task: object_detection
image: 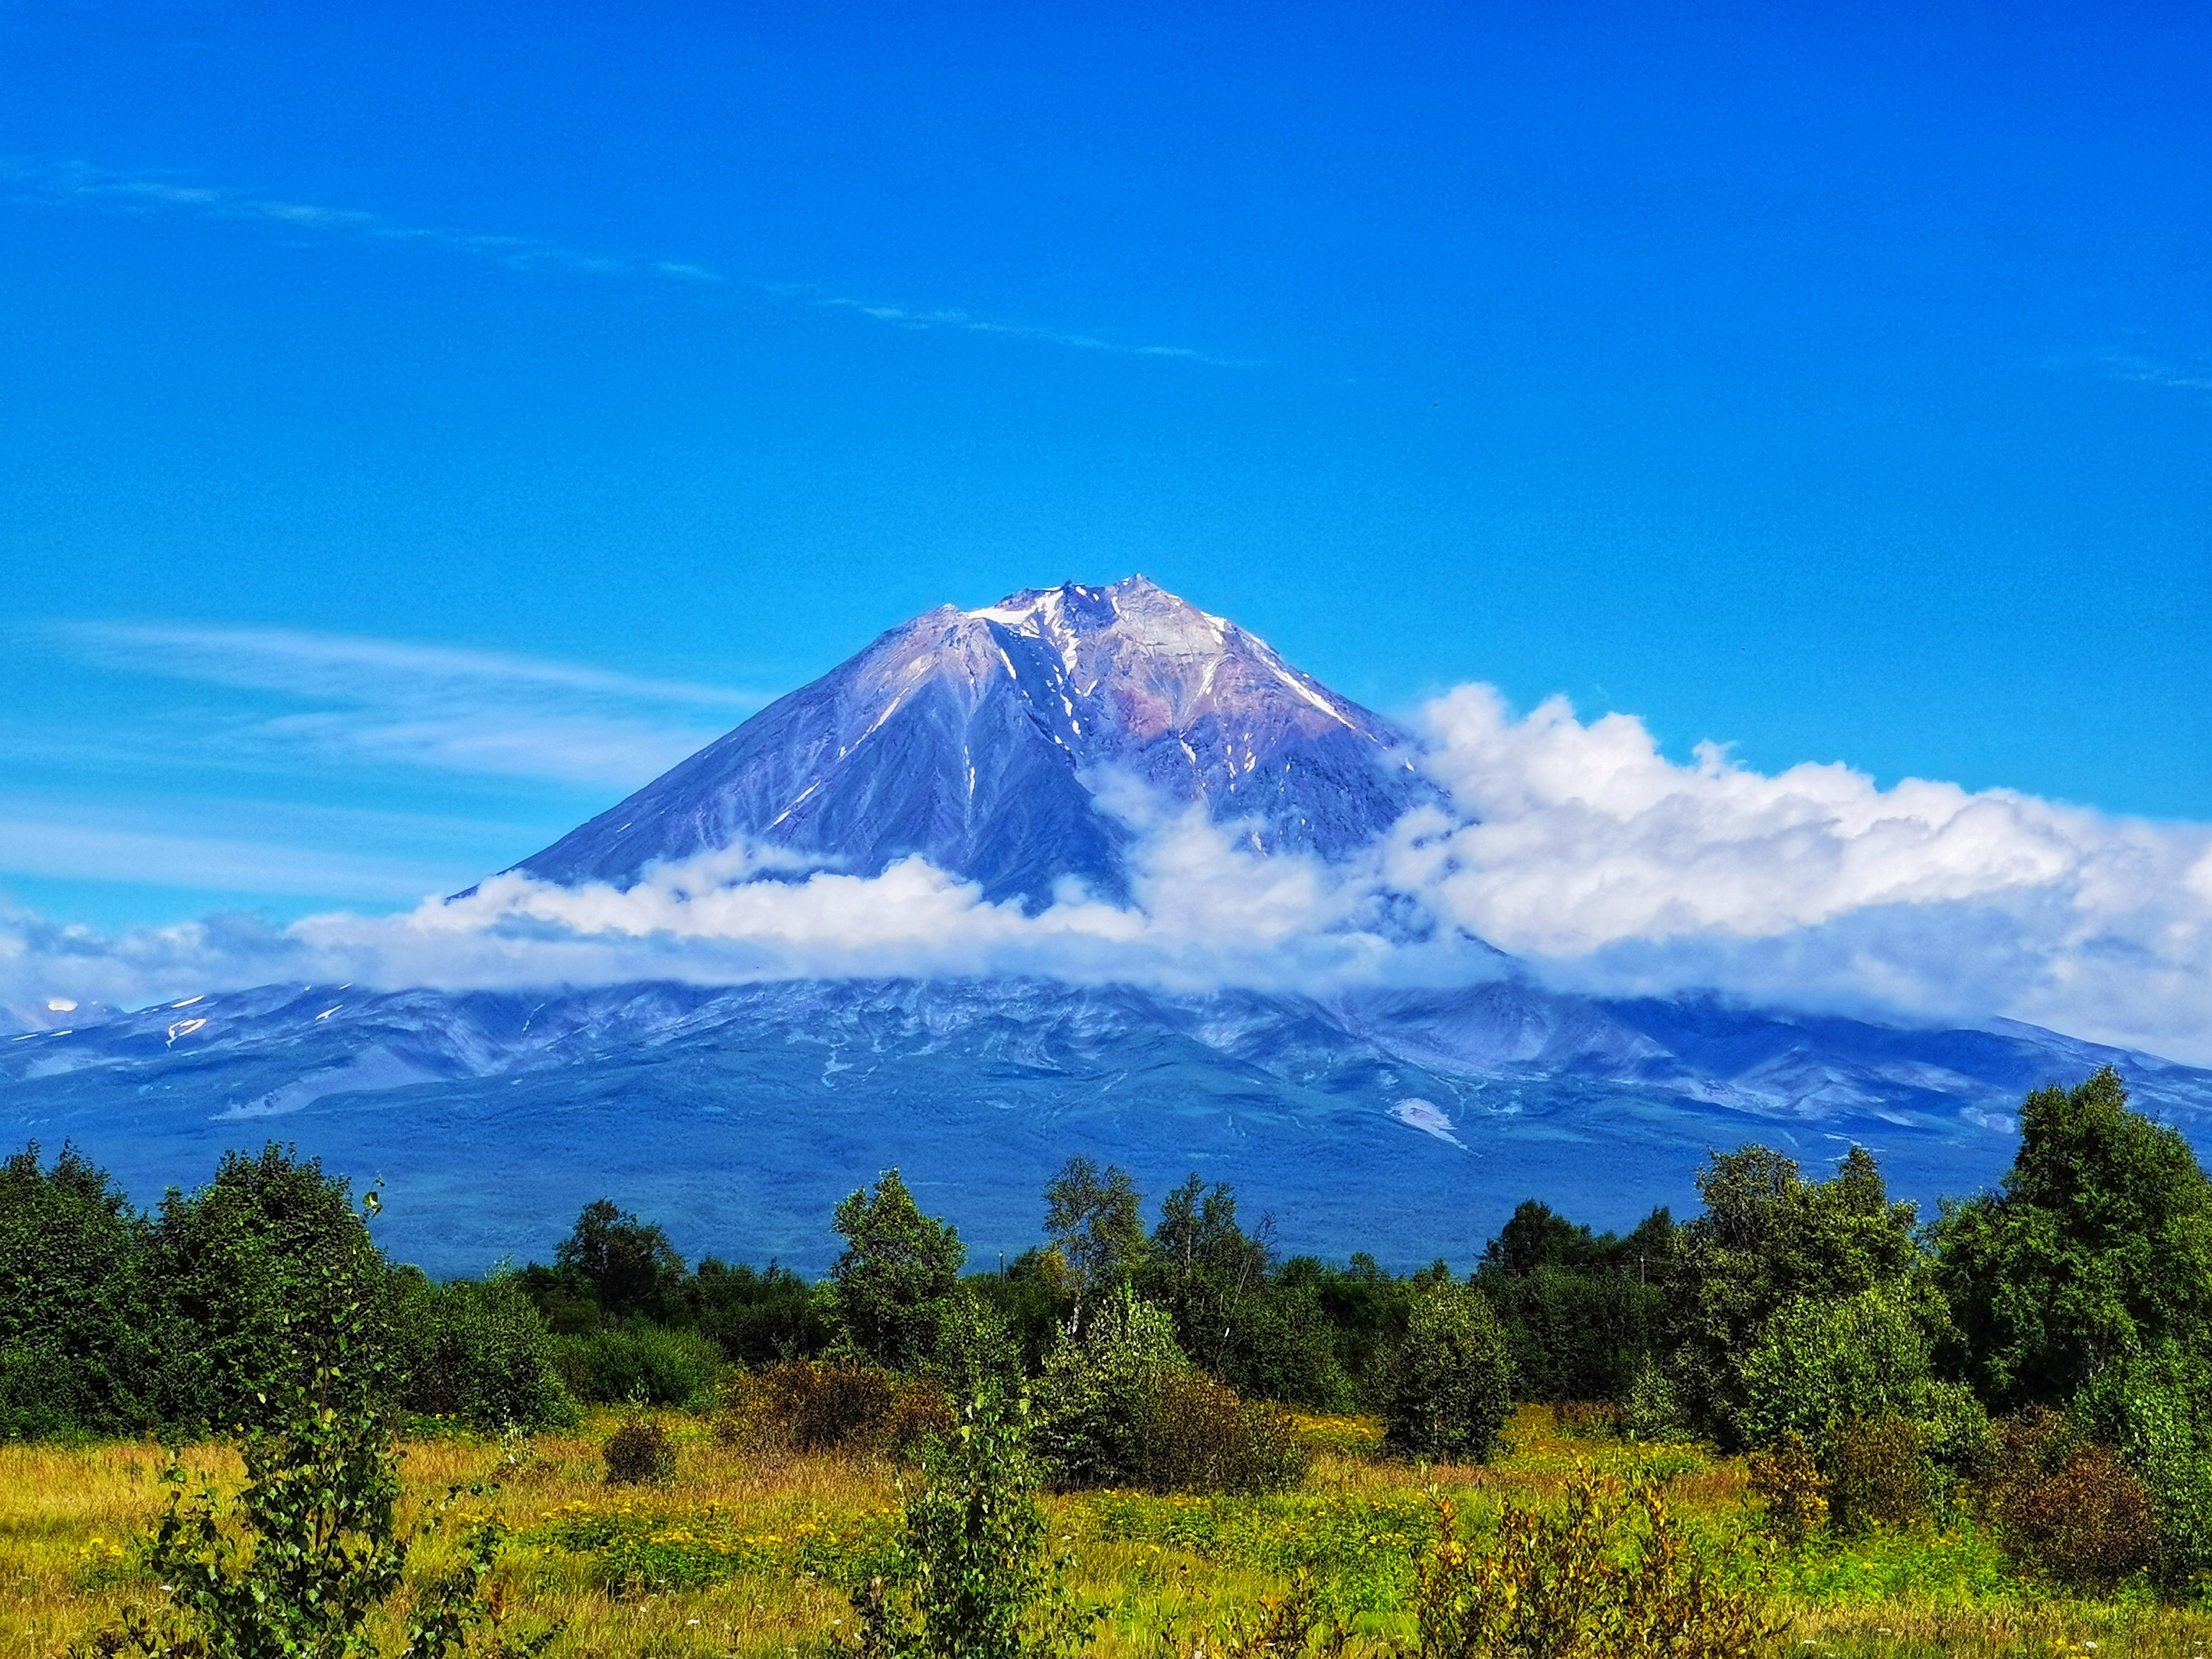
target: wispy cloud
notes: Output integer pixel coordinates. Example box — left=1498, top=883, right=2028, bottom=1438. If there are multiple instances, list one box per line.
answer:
left=0, top=814, right=456, bottom=901
left=2047, top=348, right=2212, bottom=396
left=0, top=156, right=729, bottom=285
left=0, top=154, right=1252, bottom=366
left=0, top=789, right=529, bottom=904
left=785, top=291, right=1262, bottom=368
left=48, top=622, right=763, bottom=790
left=2100, top=353, right=2212, bottom=394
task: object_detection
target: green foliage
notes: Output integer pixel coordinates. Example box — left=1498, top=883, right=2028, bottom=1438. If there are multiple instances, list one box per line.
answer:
left=397, top=1513, right=557, bottom=1659
left=1745, top=1431, right=1827, bottom=1546
left=1384, top=1283, right=1514, bottom=1462
left=1135, top=1370, right=1307, bottom=1495
left=1042, top=1157, right=1147, bottom=1330
left=848, top=1391, right=1097, bottom=1659
left=685, top=1257, right=832, bottom=1365
left=2069, top=1341, right=2212, bottom=1587
left=102, top=1245, right=408, bottom=1659
left=1480, top=1267, right=1665, bottom=1407
left=1410, top=1479, right=1770, bottom=1658
left=153, top=1144, right=396, bottom=1432
left=1219, top=1271, right=1360, bottom=1414
left=1137, top=1181, right=1366, bottom=1412
left=0, top=1142, right=165, bottom=1439
left=1667, top=1144, right=1919, bottom=1445
left=396, top=1272, right=575, bottom=1432
left=1935, top=1067, right=2212, bottom=1411
left=831, top=1170, right=968, bottom=1373
left=1138, top=1176, right=1272, bottom=1373
left=1033, top=1288, right=1187, bottom=1486
left=1730, top=1282, right=1984, bottom=1476
left=552, top=1323, right=725, bottom=1407
left=1618, top=1359, right=1689, bottom=1445
left=1822, top=1414, right=1932, bottom=1534
left=554, top=1201, right=687, bottom=1323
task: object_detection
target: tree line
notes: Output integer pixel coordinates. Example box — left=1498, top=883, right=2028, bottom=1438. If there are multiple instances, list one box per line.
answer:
left=8, top=1068, right=2212, bottom=1586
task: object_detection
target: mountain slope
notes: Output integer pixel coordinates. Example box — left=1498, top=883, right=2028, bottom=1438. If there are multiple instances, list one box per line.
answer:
left=14, top=576, right=2207, bottom=1275
left=8, top=975, right=2207, bottom=1276
left=512, top=577, right=1433, bottom=903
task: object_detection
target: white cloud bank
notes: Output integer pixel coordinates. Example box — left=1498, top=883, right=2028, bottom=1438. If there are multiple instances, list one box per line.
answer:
left=6, top=685, right=2211, bottom=1063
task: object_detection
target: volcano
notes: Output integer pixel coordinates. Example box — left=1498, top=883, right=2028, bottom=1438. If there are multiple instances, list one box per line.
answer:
left=512, top=576, right=1433, bottom=905
left=10, top=577, right=2211, bottom=1276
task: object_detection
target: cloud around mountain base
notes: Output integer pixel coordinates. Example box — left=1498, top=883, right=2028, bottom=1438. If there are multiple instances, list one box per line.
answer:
left=6, top=683, right=2211, bottom=1064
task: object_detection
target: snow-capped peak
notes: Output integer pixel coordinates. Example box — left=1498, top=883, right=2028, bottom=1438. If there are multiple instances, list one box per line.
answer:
left=511, top=576, right=1434, bottom=904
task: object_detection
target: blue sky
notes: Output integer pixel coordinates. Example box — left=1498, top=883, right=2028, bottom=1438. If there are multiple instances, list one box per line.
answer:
left=3, top=1, right=2208, bottom=932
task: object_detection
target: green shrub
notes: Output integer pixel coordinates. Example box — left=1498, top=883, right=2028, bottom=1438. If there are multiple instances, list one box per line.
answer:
left=1033, top=1289, right=1187, bottom=1487
left=603, top=1411, right=677, bottom=1485
left=1134, top=1370, right=1306, bottom=1495
left=848, top=1391, right=1096, bottom=1659
left=1411, top=1478, right=1768, bottom=1658
left=555, top=1323, right=725, bottom=1407
left=1480, top=1264, right=1665, bottom=1406
left=1618, top=1358, right=1689, bottom=1444
left=78, top=1236, right=518, bottom=1659
left=399, top=1272, right=575, bottom=1432
left=1822, top=1414, right=1931, bottom=1534
left=1384, top=1283, right=1513, bottom=1462
left=1745, top=1431, right=1827, bottom=1547
left=714, top=1359, right=953, bottom=1458
left=2069, top=1342, right=2212, bottom=1587
left=1732, top=1283, right=1935, bottom=1450
left=0, top=1143, right=165, bottom=1440
left=830, top=1170, right=968, bottom=1373
left=1934, top=1067, right=2212, bottom=1412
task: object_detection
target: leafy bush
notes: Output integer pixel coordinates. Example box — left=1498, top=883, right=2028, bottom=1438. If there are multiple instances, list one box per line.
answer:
left=715, top=1360, right=953, bottom=1458
left=1410, top=1479, right=1768, bottom=1658
left=1618, top=1358, right=1689, bottom=1444
left=554, top=1323, right=725, bottom=1407
left=81, top=1233, right=509, bottom=1659
left=1935, top=1067, right=2212, bottom=1411
left=556, top=1199, right=688, bottom=1321
left=2070, top=1340, right=2212, bottom=1587
left=848, top=1391, right=1097, bottom=1659
left=1135, top=1371, right=1306, bottom=1495
left=1034, top=1290, right=1188, bottom=1486
left=398, top=1271, right=575, bottom=1432
left=830, top=1170, right=968, bottom=1373
left=0, top=1143, right=165, bottom=1440
left=1731, top=1283, right=1939, bottom=1451
left=135, top=1302, right=403, bottom=1655
left=1550, top=1401, right=1622, bottom=1440
left=603, top=1411, right=677, bottom=1485
left=1823, top=1414, right=1931, bottom=1534
left=1985, top=1409, right=2158, bottom=1593
left=1745, top=1431, right=1827, bottom=1547
left=1480, top=1264, right=1666, bottom=1407
left=689, top=1258, right=834, bottom=1365
left=152, top=1143, right=396, bottom=1432
left=1384, top=1283, right=1513, bottom=1462
left=1668, top=1144, right=1919, bottom=1442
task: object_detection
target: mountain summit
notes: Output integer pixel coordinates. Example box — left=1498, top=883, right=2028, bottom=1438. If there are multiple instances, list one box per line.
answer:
left=514, top=576, right=1430, bottom=903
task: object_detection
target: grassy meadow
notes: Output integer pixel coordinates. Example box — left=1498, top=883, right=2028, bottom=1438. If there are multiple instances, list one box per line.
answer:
left=9, top=1406, right=2210, bottom=1659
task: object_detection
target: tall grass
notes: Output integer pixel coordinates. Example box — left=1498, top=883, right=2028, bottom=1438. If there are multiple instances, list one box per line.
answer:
left=10, top=1407, right=2212, bottom=1658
